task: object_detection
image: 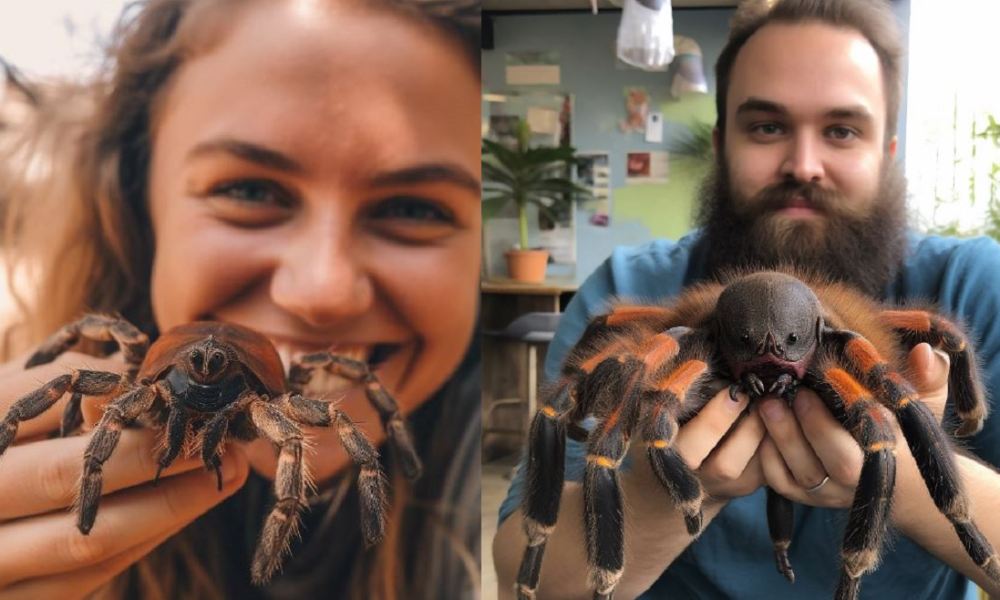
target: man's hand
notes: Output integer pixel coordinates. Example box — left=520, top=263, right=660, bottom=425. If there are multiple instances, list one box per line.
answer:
left=758, top=343, right=950, bottom=508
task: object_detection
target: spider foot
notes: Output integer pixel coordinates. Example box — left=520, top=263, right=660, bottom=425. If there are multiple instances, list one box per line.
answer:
left=742, top=373, right=767, bottom=400
left=773, top=543, right=795, bottom=583
left=768, top=374, right=798, bottom=403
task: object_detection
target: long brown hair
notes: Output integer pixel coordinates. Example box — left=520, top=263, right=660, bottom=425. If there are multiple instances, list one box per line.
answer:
left=1, top=0, right=480, bottom=598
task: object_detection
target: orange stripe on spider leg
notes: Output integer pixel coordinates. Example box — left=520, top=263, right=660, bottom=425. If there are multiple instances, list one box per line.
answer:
left=825, top=368, right=872, bottom=408
left=580, top=340, right=628, bottom=373
left=845, top=338, right=887, bottom=376
left=655, top=359, right=707, bottom=398
left=605, top=305, right=671, bottom=327
left=881, top=310, right=932, bottom=332
left=642, top=333, right=680, bottom=369
left=929, top=316, right=967, bottom=352
left=886, top=372, right=918, bottom=408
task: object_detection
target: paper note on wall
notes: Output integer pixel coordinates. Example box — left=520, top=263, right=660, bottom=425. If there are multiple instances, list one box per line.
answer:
left=527, top=107, right=560, bottom=135
left=645, top=112, right=663, bottom=143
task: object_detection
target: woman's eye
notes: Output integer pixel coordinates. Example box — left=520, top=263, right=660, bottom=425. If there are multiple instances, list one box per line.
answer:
left=368, top=197, right=454, bottom=223
left=208, top=179, right=292, bottom=206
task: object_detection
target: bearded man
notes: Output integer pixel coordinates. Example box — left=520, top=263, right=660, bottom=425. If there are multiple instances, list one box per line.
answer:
left=493, top=1, right=1000, bottom=598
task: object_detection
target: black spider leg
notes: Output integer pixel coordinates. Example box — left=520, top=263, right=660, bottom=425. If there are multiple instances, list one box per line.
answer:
left=279, top=393, right=388, bottom=546
left=248, top=395, right=311, bottom=585
left=800, top=362, right=897, bottom=600
left=200, top=392, right=254, bottom=491
left=24, top=314, right=149, bottom=380
left=516, top=381, right=573, bottom=600
left=826, top=329, right=1000, bottom=587
left=288, top=353, right=421, bottom=480
left=583, top=357, right=646, bottom=600
left=153, top=381, right=190, bottom=487
left=642, top=327, right=714, bottom=537
left=0, top=369, right=127, bottom=455
left=766, top=488, right=796, bottom=584
left=881, top=309, right=987, bottom=436
left=77, top=385, right=158, bottom=534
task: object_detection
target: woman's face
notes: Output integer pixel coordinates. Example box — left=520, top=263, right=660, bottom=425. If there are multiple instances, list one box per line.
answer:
left=147, top=0, right=481, bottom=481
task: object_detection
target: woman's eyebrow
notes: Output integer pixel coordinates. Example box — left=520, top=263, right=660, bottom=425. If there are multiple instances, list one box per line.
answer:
left=186, top=138, right=303, bottom=173
left=370, top=163, right=480, bottom=193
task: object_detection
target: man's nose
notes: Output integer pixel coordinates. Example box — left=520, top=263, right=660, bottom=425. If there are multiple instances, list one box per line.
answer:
left=781, top=132, right=825, bottom=184
left=269, top=231, right=373, bottom=327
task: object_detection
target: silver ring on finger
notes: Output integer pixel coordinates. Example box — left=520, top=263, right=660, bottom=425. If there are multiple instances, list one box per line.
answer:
left=805, top=475, right=830, bottom=494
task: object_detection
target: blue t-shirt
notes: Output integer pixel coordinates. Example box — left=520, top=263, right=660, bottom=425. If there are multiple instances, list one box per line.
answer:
left=498, top=231, right=1000, bottom=600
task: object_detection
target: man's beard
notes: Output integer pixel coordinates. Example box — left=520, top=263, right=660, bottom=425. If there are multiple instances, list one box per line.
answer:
left=696, top=157, right=909, bottom=297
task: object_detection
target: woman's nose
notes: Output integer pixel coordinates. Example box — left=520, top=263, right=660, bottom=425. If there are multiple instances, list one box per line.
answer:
left=269, top=228, right=374, bottom=327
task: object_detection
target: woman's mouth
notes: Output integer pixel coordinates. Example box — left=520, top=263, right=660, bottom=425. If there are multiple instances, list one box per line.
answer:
left=272, top=342, right=403, bottom=373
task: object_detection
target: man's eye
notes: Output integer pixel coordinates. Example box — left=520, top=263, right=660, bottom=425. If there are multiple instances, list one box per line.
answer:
left=209, top=179, right=293, bottom=207
left=750, top=122, right=785, bottom=136
left=368, top=197, right=454, bottom=223
left=827, top=126, right=858, bottom=141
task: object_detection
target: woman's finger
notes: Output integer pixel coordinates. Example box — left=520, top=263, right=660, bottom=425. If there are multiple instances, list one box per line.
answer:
left=0, top=446, right=248, bottom=586
left=0, top=522, right=180, bottom=600
left=674, top=389, right=750, bottom=469
left=0, top=428, right=203, bottom=520
left=758, top=395, right=828, bottom=490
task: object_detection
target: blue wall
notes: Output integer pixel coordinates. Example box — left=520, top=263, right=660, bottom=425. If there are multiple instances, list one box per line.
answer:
left=483, top=2, right=910, bottom=284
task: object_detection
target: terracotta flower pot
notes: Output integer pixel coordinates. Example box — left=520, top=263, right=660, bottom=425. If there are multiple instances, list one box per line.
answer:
left=505, top=249, right=549, bottom=283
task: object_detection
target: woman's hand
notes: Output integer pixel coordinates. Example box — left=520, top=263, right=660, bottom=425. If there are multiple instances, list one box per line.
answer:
left=0, top=351, right=249, bottom=599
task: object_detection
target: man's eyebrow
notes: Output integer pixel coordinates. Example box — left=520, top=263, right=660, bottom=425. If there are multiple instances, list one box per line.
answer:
left=736, top=98, right=875, bottom=123
left=186, top=138, right=303, bottom=172
left=735, top=98, right=788, bottom=117
left=371, top=163, right=480, bottom=193
left=825, top=105, right=874, bottom=122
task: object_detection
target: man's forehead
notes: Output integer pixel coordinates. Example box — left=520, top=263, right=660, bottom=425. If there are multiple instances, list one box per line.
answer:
left=727, top=21, right=886, bottom=123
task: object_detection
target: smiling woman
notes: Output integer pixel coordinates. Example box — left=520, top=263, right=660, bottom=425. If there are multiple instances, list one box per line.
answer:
left=0, top=0, right=480, bottom=599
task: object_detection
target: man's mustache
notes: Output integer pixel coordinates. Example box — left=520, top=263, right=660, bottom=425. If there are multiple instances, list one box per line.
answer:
left=746, top=180, right=840, bottom=215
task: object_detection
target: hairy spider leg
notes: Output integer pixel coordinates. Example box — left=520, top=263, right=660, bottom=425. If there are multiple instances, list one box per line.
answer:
left=829, top=330, right=1000, bottom=585
left=642, top=328, right=713, bottom=537
left=77, top=386, right=158, bottom=534
left=881, top=309, right=987, bottom=436
left=24, top=314, right=149, bottom=380
left=153, top=382, right=190, bottom=487
left=516, top=304, right=676, bottom=600
left=201, top=404, right=242, bottom=491
left=288, top=353, right=422, bottom=480
left=803, top=362, right=898, bottom=600
left=516, top=382, right=572, bottom=600
left=280, top=393, right=389, bottom=546
left=765, top=488, right=795, bottom=583
left=0, top=369, right=126, bottom=455
left=248, top=398, right=311, bottom=585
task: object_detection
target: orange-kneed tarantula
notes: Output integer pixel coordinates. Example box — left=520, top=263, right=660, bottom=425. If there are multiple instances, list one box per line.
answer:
left=0, top=315, right=422, bottom=584
left=517, top=269, right=1000, bottom=600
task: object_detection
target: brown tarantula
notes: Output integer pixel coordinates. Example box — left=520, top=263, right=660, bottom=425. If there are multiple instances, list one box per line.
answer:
left=517, top=269, right=999, bottom=600
left=0, top=315, right=422, bottom=584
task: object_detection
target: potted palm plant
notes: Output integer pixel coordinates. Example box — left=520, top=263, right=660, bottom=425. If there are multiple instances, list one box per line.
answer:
left=482, top=120, right=590, bottom=282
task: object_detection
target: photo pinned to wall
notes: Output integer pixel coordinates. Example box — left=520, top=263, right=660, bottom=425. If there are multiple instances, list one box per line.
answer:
left=620, top=86, right=649, bottom=134
left=626, top=151, right=669, bottom=184
left=576, top=152, right=612, bottom=227
left=505, top=51, right=560, bottom=86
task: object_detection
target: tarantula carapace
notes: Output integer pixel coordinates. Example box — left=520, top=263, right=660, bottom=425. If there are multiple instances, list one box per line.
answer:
left=0, top=315, right=422, bottom=584
left=517, top=269, right=999, bottom=600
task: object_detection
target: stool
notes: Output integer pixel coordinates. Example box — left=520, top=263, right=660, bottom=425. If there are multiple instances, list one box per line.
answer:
left=482, top=312, right=561, bottom=448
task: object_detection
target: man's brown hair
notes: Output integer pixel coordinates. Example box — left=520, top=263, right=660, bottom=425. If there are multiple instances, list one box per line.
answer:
left=714, top=0, right=903, bottom=147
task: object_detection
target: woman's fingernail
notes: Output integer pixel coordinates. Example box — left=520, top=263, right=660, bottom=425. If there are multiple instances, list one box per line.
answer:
left=761, top=399, right=785, bottom=422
